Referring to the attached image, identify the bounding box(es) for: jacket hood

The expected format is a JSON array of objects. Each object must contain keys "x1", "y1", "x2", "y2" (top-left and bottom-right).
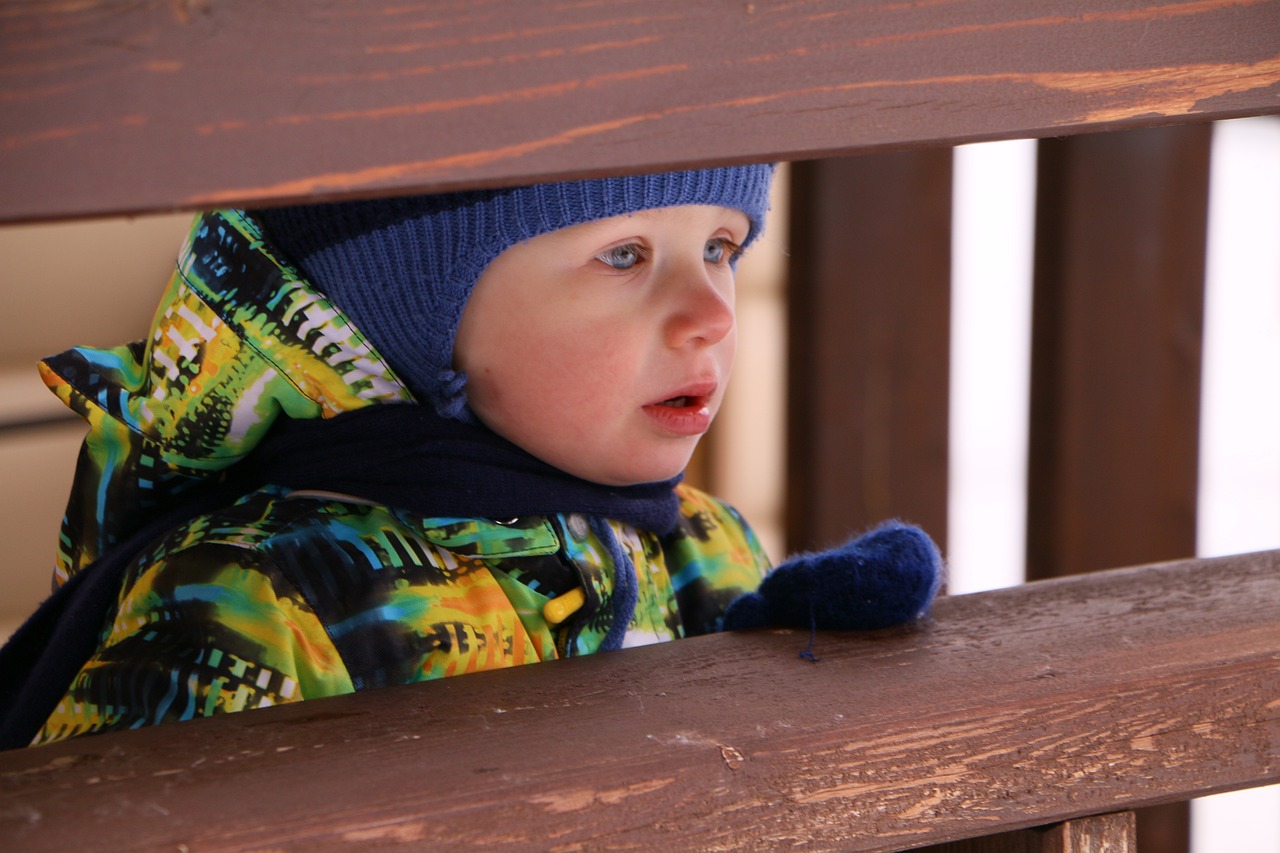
[{"x1": 41, "y1": 209, "x2": 414, "y2": 585}]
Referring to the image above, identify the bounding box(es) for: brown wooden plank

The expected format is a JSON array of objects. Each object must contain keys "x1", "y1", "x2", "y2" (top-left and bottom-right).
[
  {"x1": 785, "y1": 151, "x2": 952, "y2": 553},
  {"x1": 2, "y1": 0, "x2": 1278, "y2": 223},
  {"x1": 1026, "y1": 122, "x2": 1212, "y2": 853},
  {"x1": 1027, "y1": 124, "x2": 1210, "y2": 582},
  {"x1": 1, "y1": 550, "x2": 1277, "y2": 852}
]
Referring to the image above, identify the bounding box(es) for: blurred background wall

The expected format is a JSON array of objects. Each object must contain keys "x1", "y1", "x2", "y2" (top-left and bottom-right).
[{"x1": 1, "y1": 212, "x2": 193, "y2": 637}]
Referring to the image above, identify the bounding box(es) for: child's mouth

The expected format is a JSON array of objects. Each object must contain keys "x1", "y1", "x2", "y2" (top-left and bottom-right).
[{"x1": 643, "y1": 386, "x2": 716, "y2": 435}]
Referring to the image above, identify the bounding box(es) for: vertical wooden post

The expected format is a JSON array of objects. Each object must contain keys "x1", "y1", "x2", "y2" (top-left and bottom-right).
[
  {"x1": 785, "y1": 151, "x2": 952, "y2": 554},
  {"x1": 920, "y1": 811, "x2": 1137, "y2": 853},
  {"x1": 1026, "y1": 124, "x2": 1213, "y2": 853},
  {"x1": 1041, "y1": 812, "x2": 1138, "y2": 853},
  {"x1": 1027, "y1": 124, "x2": 1210, "y2": 579}
]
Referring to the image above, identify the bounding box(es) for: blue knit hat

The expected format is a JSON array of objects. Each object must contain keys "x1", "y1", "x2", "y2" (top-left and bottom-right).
[{"x1": 255, "y1": 164, "x2": 775, "y2": 419}]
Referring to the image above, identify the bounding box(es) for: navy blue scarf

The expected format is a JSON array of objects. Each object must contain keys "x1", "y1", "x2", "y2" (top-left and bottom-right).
[
  {"x1": 250, "y1": 404, "x2": 681, "y2": 535},
  {"x1": 0, "y1": 404, "x2": 679, "y2": 749}
]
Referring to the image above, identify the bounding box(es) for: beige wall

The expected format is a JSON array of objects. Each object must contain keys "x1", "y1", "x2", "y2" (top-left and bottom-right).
[{"x1": 0, "y1": 214, "x2": 193, "y2": 637}]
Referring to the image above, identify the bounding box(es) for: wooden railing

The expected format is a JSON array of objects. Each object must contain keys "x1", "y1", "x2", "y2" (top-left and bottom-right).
[
  {"x1": 3, "y1": 1, "x2": 1277, "y2": 223},
  {"x1": 1, "y1": 550, "x2": 1277, "y2": 850},
  {"x1": 2, "y1": 2, "x2": 1279, "y2": 850}
]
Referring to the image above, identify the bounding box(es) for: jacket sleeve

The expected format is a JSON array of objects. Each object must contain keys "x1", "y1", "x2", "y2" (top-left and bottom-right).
[{"x1": 33, "y1": 542, "x2": 353, "y2": 745}]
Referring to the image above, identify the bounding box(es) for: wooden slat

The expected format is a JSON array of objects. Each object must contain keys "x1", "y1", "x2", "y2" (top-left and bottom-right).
[
  {"x1": 786, "y1": 152, "x2": 952, "y2": 553},
  {"x1": 1046, "y1": 812, "x2": 1137, "y2": 853},
  {"x1": 2, "y1": 0, "x2": 1278, "y2": 223},
  {"x1": 922, "y1": 811, "x2": 1137, "y2": 853},
  {"x1": 1027, "y1": 124, "x2": 1211, "y2": 581},
  {"x1": 1, "y1": 550, "x2": 1277, "y2": 852}
]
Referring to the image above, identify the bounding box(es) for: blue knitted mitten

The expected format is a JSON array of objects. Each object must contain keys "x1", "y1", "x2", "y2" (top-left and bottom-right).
[{"x1": 723, "y1": 521, "x2": 943, "y2": 632}]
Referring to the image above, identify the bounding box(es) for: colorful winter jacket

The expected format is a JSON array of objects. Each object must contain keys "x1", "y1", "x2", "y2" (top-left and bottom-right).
[{"x1": 33, "y1": 210, "x2": 770, "y2": 745}]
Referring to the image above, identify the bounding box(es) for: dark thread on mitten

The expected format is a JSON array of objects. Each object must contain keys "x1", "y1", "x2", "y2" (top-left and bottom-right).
[{"x1": 799, "y1": 599, "x2": 820, "y2": 663}]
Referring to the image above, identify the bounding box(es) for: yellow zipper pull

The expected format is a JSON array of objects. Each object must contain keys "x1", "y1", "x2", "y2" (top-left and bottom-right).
[{"x1": 543, "y1": 587, "x2": 587, "y2": 625}]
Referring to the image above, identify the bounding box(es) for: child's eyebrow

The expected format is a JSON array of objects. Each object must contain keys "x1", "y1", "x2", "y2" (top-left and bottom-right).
[
  {"x1": 568, "y1": 208, "x2": 747, "y2": 239},
  {"x1": 549, "y1": 213, "x2": 655, "y2": 247},
  {"x1": 574, "y1": 212, "x2": 649, "y2": 233}
]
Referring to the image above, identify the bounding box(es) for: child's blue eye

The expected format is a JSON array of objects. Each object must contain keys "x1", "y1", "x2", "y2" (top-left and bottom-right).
[
  {"x1": 597, "y1": 243, "x2": 646, "y2": 270},
  {"x1": 705, "y1": 237, "x2": 742, "y2": 265}
]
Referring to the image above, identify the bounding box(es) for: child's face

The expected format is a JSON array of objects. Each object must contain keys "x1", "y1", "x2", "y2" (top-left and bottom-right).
[{"x1": 454, "y1": 204, "x2": 750, "y2": 486}]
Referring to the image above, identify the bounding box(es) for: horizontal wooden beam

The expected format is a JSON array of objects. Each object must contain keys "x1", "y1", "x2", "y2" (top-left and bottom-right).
[
  {"x1": 2, "y1": 550, "x2": 1277, "y2": 851},
  {"x1": 2, "y1": 0, "x2": 1278, "y2": 223}
]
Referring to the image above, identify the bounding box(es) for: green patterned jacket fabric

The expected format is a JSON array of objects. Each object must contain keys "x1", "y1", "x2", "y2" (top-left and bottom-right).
[{"x1": 34, "y1": 211, "x2": 770, "y2": 745}]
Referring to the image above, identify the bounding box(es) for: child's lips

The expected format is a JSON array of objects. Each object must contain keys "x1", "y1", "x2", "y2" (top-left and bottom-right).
[
  {"x1": 655, "y1": 394, "x2": 702, "y2": 408},
  {"x1": 643, "y1": 383, "x2": 717, "y2": 435},
  {"x1": 648, "y1": 381, "x2": 717, "y2": 408}
]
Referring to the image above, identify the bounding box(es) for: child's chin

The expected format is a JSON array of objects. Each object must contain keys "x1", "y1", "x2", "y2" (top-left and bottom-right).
[{"x1": 582, "y1": 459, "x2": 689, "y2": 488}]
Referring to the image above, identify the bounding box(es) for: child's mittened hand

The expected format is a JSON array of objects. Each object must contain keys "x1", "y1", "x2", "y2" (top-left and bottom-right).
[{"x1": 723, "y1": 521, "x2": 943, "y2": 632}]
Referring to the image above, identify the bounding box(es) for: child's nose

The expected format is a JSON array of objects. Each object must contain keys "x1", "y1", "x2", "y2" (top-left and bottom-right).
[{"x1": 664, "y1": 267, "x2": 735, "y2": 348}]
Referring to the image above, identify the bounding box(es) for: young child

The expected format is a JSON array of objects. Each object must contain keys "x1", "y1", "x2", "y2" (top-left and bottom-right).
[{"x1": 0, "y1": 166, "x2": 941, "y2": 748}]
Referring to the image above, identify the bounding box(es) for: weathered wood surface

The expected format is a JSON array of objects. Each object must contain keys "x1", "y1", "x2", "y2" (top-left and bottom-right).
[
  {"x1": 1045, "y1": 812, "x2": 1137, "y2": 853},
  {"x1": 2, "y1": 0, "x2": 1278, "y2": 223},
  {"x1": 1, "y1": 551, "x2": 1276, "y2": 852}
]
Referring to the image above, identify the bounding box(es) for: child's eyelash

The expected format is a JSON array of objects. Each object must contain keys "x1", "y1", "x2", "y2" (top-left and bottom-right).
[
  {"x1": 707, "y1": 237, "x2": 744, "y2": 266},
  {"x1": 596, "y1": 242, "x2": 651, "y2": 270}
]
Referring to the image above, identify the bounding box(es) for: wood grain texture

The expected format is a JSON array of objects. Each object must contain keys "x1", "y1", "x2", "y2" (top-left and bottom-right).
[
  {"x1": 1047, "y1": 812, "x2": 1137, "y2": 853},
  {"x1": 2, "y1": 0, "x2": 1278, "y2": 222},
  {"x1": 0, "y1": 551, "x2": 1276, "y2": 851}
]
